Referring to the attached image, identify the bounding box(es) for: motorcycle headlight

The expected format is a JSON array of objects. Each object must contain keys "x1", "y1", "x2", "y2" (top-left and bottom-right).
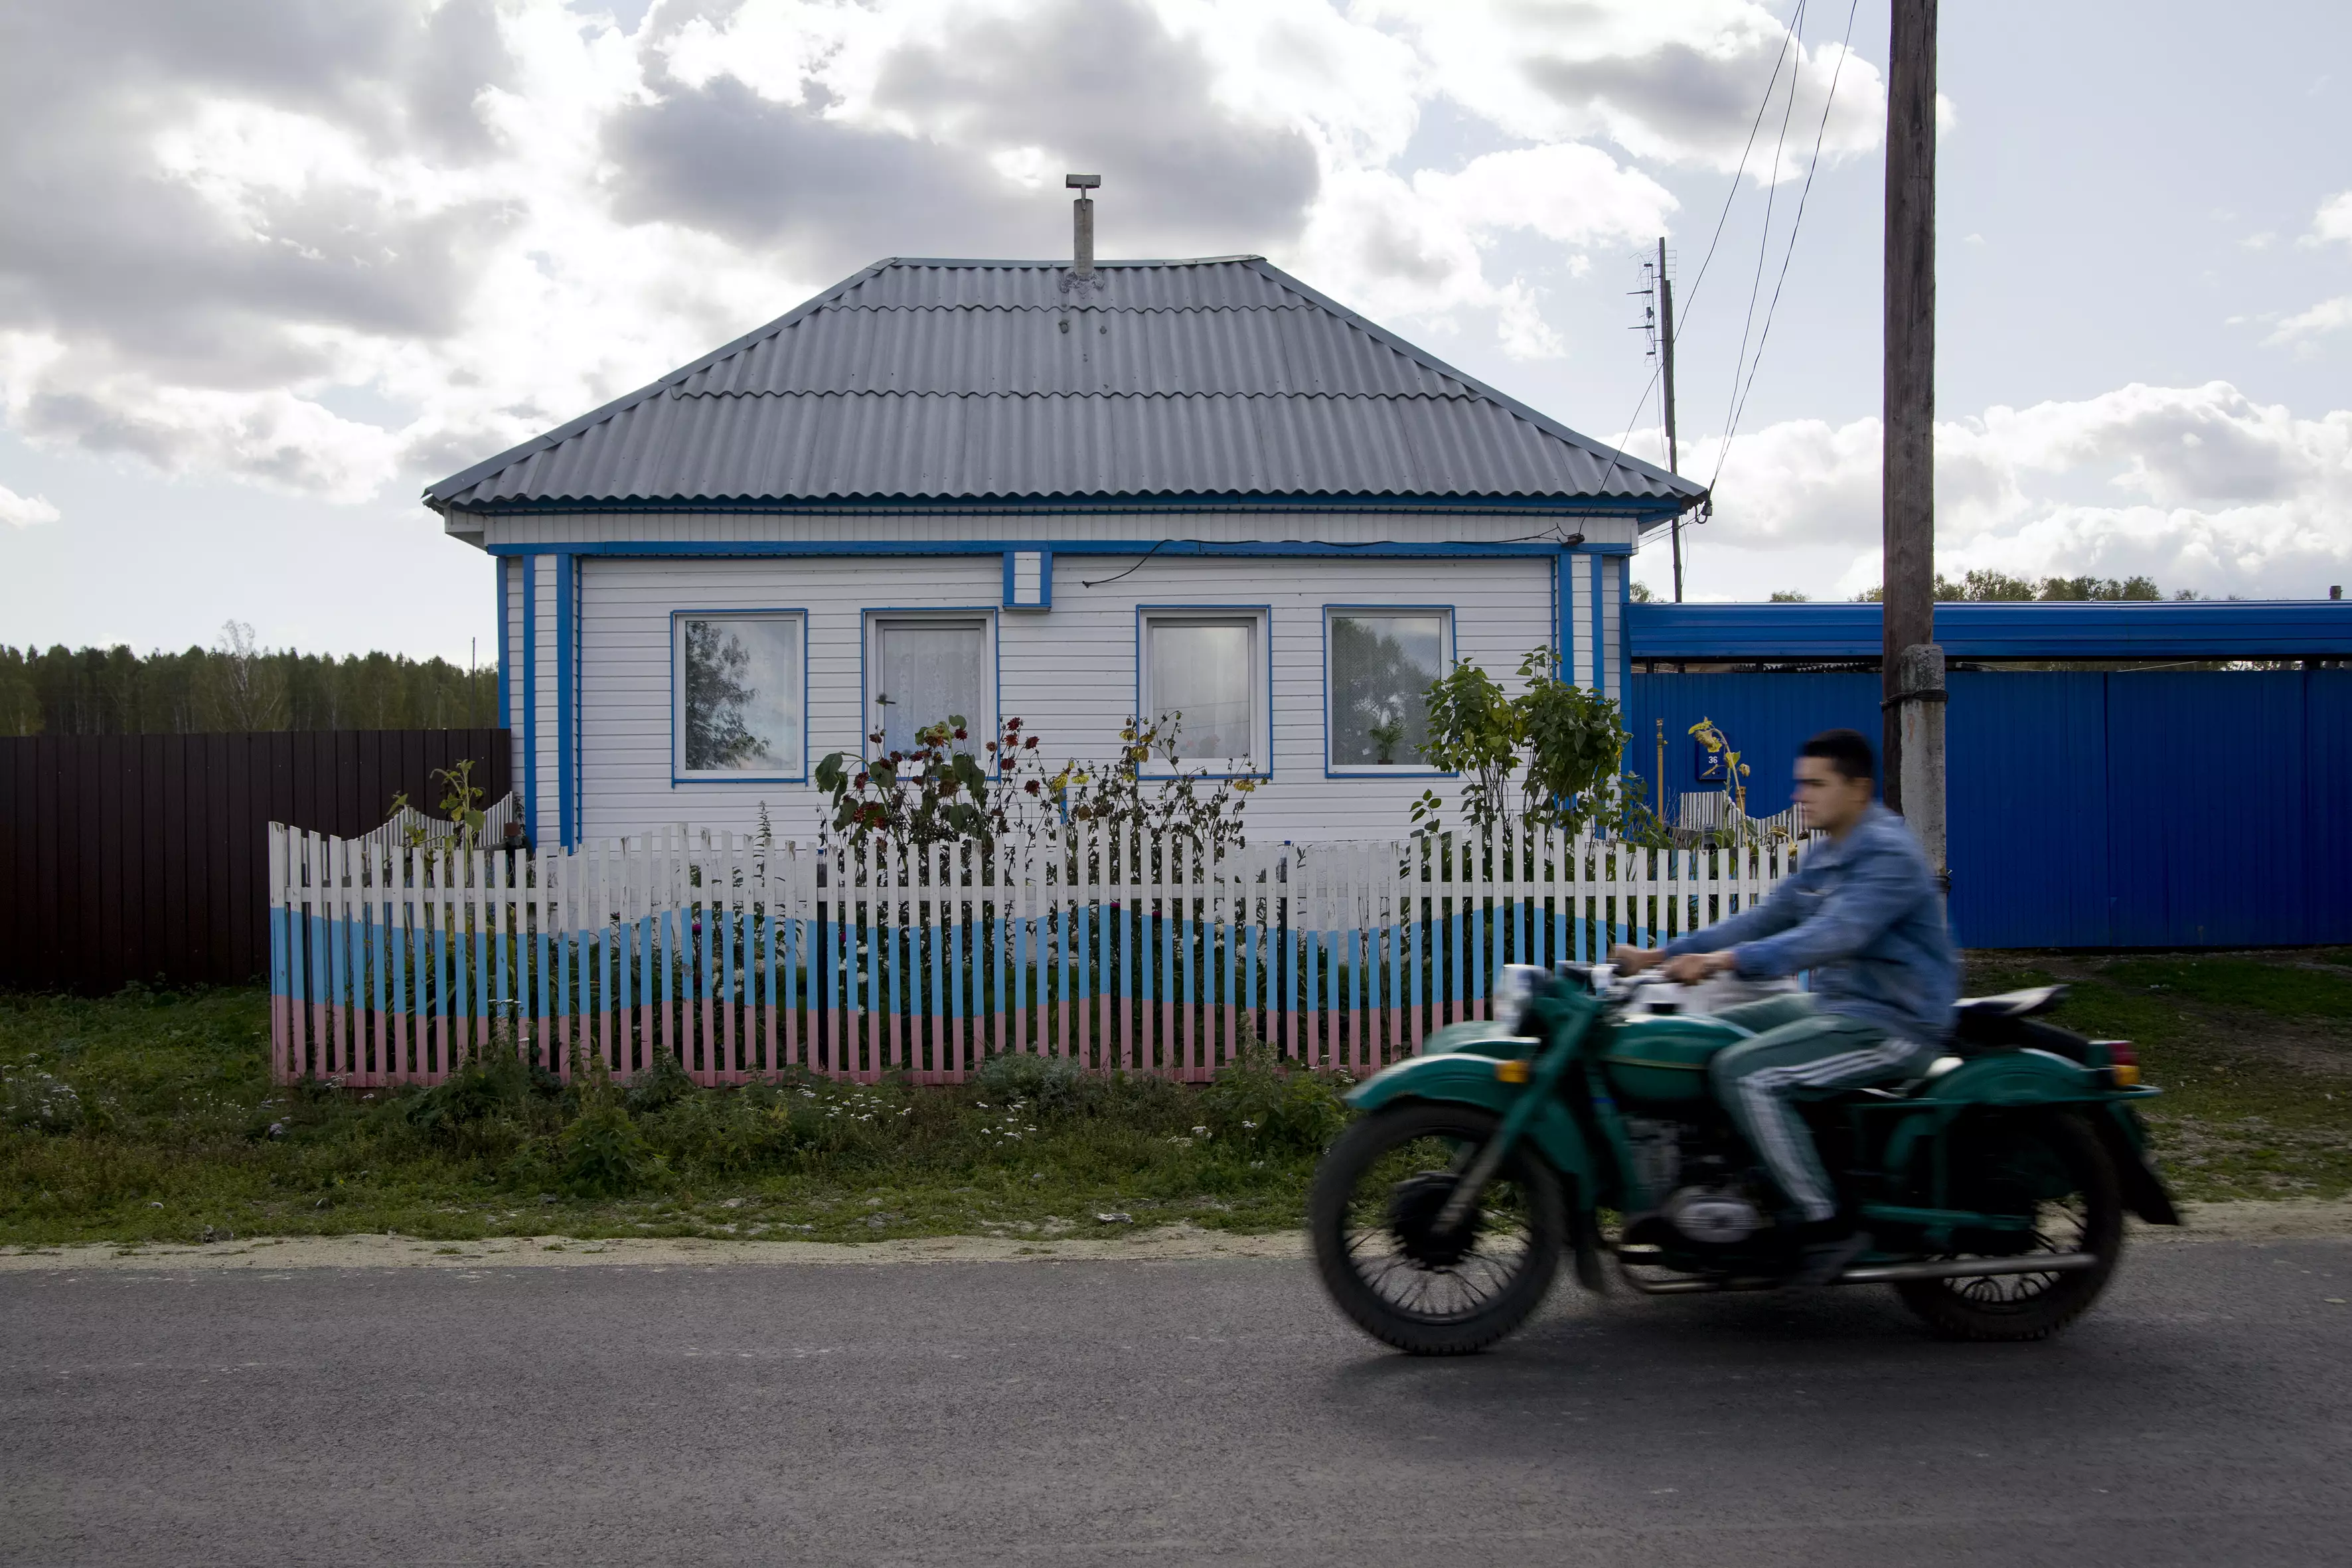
[{"x1": 1492, "y1": 964, "x2": 1546, "y2": 1036}]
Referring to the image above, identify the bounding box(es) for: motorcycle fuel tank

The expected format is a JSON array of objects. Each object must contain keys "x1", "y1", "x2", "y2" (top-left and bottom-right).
[{"x1": 1601, "y1": 1014, "x2": 1748, "y2": 1104}]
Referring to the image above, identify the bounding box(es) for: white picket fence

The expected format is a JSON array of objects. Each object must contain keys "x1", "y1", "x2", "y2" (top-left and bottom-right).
[{"x1": 268, "y1": 824, "x2": 1807, "y2": 1086}]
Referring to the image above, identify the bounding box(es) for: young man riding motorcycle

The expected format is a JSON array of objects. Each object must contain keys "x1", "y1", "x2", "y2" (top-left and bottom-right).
[{"x1": 1612, "y1": 728, "x2": 1960, "y2": 1284}]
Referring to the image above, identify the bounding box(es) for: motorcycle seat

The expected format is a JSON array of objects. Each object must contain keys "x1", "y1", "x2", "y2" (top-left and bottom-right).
[{"x1": 1951, "y1": 985, "x2": 2066, "y2": 1021}]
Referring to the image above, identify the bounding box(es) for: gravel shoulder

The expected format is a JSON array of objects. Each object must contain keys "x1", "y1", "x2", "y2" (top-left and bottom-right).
[{"x1": 5, "y1": 1197, "x2": 2349, "y2": 1273}]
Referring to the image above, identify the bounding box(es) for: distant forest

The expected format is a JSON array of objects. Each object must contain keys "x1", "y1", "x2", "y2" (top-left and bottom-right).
[
  {"x1": 0, "y1": 624, "x2": 495, "y2": 737},
  {"x1": 1633, "y1": 572, "x2": 2196, "y2": 605}
]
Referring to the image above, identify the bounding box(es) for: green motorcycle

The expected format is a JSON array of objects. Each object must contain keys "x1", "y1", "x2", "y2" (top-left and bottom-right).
[{"x1": 1309, "y1": 963, "x2": 2178, "y2": 1354}]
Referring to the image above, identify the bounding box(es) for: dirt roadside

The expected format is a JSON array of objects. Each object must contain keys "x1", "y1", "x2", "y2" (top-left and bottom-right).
[{"x1": 3, "y1": 1199, "x2": 2348, "y2": 1273}]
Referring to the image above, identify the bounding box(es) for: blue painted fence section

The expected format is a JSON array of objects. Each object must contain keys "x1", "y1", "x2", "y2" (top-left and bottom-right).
[
  {"x1": 268, "y1": 826, "x2": 1799, "y2": 1086},
  {"x1": 1628, "y1": 669, "x2": 2352, "y2": 948}
]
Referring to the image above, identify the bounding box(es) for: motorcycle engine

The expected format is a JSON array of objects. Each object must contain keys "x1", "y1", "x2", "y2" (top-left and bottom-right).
[{"x1": 1662, "y1": 1184, "x2": 1764, "y2": 1245}]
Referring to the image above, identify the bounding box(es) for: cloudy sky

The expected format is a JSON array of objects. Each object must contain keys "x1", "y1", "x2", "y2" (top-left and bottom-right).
[{"x1": 2, "y1": 0, "x2": 2347, "y2": 661}]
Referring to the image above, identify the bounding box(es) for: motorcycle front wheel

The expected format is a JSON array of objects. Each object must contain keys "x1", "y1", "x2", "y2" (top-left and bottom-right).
[
  {"x1": 1895, "y1": 1110, "x2": 2125, "y2": 1342},
  {"x1": 1309, "y1": 1102, "x2": 1565, "y2": 1355}
]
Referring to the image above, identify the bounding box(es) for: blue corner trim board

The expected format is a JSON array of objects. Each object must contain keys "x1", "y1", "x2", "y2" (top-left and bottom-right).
[
  {"x1": 519, "y1": 554, "x2": 538, "y2": 846},
  {"x1": 1630, "y1": 599, "x2": 2352, "y2": 661},
  {"x1": 555, "y1": 552, "x2": 575, "y2": 848}
]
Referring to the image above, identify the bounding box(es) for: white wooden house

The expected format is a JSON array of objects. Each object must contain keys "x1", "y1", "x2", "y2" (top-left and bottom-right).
[{"x1": 427, "y1": 245, "x2": 1704, "y2": 848}]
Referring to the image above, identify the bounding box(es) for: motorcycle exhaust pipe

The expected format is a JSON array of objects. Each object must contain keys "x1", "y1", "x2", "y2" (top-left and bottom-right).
[
  {"x1": 1617, "y1": 1249, "x2": 2100, "y2": 1295},
  {"x1": 1835, "y1": 1252, "x2": 2100, "y2": 1285}
]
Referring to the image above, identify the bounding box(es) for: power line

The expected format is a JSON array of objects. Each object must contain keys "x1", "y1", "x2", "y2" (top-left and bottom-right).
[
  {"x1": 1713, "y1": 0, "x2": 1810, "y2": 491},
  {"x1": 1614, "y1": 3, "x2": 1810, "y2": 532},
  {"x1": 1710, "y1": 0, "x2": 1863, "y2": 496},
  {"x1": 1669, "y1": 6, "x2": 1809, "y2": 345}
]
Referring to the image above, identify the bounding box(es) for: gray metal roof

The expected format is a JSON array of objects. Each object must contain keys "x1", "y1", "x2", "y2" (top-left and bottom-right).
[{"x1": 426, "y1": 258, "x2": 1705, "y2": 512}]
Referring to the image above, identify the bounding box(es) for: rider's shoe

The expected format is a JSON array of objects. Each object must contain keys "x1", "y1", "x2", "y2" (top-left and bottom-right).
[{"x1": 1788, "y1": 1221, "x2": 1873, "y2": 1287}]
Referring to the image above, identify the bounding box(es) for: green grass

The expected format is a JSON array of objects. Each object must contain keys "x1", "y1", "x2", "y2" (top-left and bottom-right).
[
  {"x1": 1966, "y1": 949, "x2": 2352, "y2": 1202},
  {"x1": 6, "y1": 952, "x2": 2349, "y2": 1247},
  {"x1": 0, "y1": 986, "x2": 1344, "y2": 1247}
]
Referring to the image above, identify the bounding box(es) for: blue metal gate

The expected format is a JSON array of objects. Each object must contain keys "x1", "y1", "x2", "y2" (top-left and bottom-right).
[{"x1": 1627, "y1": 670, "x2": 2352, "y2": 949}]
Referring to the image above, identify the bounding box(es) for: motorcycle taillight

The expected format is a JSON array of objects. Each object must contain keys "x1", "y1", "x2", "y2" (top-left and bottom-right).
[{"x1": 2096, "y1": 1040, "x2": 2140, "y2": 1087}]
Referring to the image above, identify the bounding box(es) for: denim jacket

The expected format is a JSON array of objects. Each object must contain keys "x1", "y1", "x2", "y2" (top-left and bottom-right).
[{"x1": 1662, "y1": 804, "x2": 1959, "y2": 1045}]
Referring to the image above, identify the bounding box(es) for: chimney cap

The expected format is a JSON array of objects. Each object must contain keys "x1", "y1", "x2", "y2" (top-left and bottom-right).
[{"x1": 1065, "y1": 173, "x2": 1101, "y2": 190}]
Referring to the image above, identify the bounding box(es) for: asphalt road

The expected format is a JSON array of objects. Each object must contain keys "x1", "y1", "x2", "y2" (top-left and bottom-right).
[{"x1": 5, "y1": 1235, "x2": 2349, "y2": 1567}]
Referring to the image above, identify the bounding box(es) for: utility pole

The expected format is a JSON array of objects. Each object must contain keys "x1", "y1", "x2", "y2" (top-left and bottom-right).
[
  {"x1": 1883, "y1": 0, "x2": 1944, "y2": 882},
  {"x1": 1657, "y1": 238, "x2": 1684, "y2": 601}
]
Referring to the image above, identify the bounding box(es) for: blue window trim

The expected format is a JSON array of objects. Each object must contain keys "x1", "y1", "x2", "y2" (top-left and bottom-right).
[
  {"x1": 519, "y1": 554, "x2": 537, "y2": 845},
  {"x1": 1133, "y1": 603, "x2": 1275, "y2": 781},
  {"x1": 860, "y1": 607, "x2": 1001, "y2": 767},
  {"x1": 1320, "y1": 603, "x2": 1458, "y2": 779},
  {"x1": 668, "y1": 609, "x2": 812, "y2": 786},
  {"x1": 1001, "y1": 548, "x2": 1054, "y2": 609},
  {"x1": 555, "y1": 552, "x2": 576, "y2": 848}
]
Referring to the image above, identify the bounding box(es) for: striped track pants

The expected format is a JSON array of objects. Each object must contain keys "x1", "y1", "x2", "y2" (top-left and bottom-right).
[{"x1": 1707, "y1": 994, "x2": 1935, "y2": 1224}]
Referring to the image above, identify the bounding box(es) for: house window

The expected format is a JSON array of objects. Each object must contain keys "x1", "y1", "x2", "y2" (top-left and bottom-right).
[
  {"x1": 1326, "y1": 607, "x2": 1450, "y2": 771},
  {"x1": 673, "y1": 613, "x2": 806, "y2": 779},
  {"x1": 868, "y1": 613, "x2": 994, "y2": 757},
  {"x1": 1138, "y1": 609, "x2": 1267, "y2": 770}
]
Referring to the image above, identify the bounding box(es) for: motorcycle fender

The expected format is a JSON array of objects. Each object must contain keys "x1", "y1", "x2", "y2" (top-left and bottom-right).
[
  {"x1": 2098, "y1": 1102, "x2": 2183, "y2": 1226},
  {"x1": 1913, "y1": 1049, "x2": 2100, "y2": 1107},
  {"x1": 1346, "y1": 1055, "x2": 1594, "y2": 1187}
]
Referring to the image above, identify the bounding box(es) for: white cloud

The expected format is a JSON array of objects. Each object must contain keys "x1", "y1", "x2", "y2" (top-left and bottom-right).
[
  {"x1": 0, "y1": 482, "x2": 60, "y2": 528},
  {"x1": 1676, "y1": 383, "x2": 2352, "y2": 601},
  {"x1": 1370, "y1": 0, "x2": 1885, "y2": 175},
  {"x1": 2266, "y1": 297, "x2": 2352, "y2": 346},
  {"x1": 2307, "y1": 189, "x2": 2352, "y2": 246}
]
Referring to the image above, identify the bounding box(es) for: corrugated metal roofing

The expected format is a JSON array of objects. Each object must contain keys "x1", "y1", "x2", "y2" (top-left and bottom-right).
[{"x1": 428, "y1": 257, "x2": 1704, "y2": 510}]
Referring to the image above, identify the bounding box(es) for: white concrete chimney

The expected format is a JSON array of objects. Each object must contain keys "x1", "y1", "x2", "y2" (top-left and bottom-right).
[{"x1": 1065, "y1": 173, "x2": 1100, "y2": 277}]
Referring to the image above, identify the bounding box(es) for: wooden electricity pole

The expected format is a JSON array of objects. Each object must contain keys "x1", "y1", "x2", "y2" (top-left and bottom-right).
[{"x1": 1883, "y1": 0, "x2": 1944, "y2": 878}]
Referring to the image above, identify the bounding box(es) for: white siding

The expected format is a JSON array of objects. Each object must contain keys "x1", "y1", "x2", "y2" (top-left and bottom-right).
[
  {"x1": 1600, "y1": 555, "x2": 1624, "y2": 702},
  {"x1": 473, "y1": 509, "x2": 1642, "y2": 551},
  {"x1": 573, "y1": 554, "x2": 1587, "y2": 843},
  {"x1": 1569, "y1": 560, "x2": 1595, "y2": 687}
]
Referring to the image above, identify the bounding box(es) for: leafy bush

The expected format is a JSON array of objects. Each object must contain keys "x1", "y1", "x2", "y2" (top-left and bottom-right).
[
  {"x1": 623, "y1": 1047, "x2": 698, "y2": 1116},
  {"x1": 558, "y1": 1103, "x2": 661, "y2": 1198},
  {"x1": 975, "y1": 1050, "x2": 1083, "y2": 1115},
  {"x1": 1200, "y1": 1046, "x2": 1348, "y2": 1156},
  {"x1": 404, "y1": 1040, "x2": 556, "y2": 1153},
  {"x1": 2, "y1": 1067, "x2": 84, "y2": 1134}
]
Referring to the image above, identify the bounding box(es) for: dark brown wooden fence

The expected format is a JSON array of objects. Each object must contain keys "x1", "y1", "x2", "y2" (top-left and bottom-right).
[{"x1": 0, "y1": 730, "x2": 511, "y2": 993}]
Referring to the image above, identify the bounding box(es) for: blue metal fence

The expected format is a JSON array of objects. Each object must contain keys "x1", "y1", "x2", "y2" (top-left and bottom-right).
[{"x1": 1628, "y1": 669, "x2": 2352, "y2": 949}]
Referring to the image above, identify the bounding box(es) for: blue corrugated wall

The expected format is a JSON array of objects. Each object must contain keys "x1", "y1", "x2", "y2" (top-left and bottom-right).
[{"x1": 1627, "y1": 670, "x2": 2352, "y2": 949}]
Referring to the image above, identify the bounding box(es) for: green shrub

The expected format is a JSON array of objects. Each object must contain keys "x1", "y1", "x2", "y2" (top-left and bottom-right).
[
  {"x1": 624, "y1": 1047, "x2": 698, "y2": 1115},
  {"x1": 403, "y1": 1041, "x2": 554, "y2": 1154},
  {"x1": 2, "y1": 1067, "x2": 84, "y2": 1134},
  {"x1": 1200, "y1": 1046, "x2": 1348, "y2": 1155},
  {"x1": 558, "y1": 1103, "x2": 661, "y2": 1197},
  {"x1": 975, "y1": 1050, "x2": 1083, "y2": 1115}
]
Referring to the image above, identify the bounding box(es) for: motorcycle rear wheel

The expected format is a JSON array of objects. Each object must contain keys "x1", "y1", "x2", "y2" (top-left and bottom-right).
[
  {"x1": 1309, "y1": 1102, "x2": 1565, "y2": 1355},
  {"x1": 1894, "y1": 1111, "x2": 2124, "y2": 1342}
]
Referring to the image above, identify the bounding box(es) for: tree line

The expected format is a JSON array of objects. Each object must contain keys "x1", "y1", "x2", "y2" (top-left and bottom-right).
[
  {"x1": 1635, "y1": 572, "x2": 2193, "y2": 604},
  {"x1": 0, "y1": 623, "x2": 495, "y2": 737}
]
